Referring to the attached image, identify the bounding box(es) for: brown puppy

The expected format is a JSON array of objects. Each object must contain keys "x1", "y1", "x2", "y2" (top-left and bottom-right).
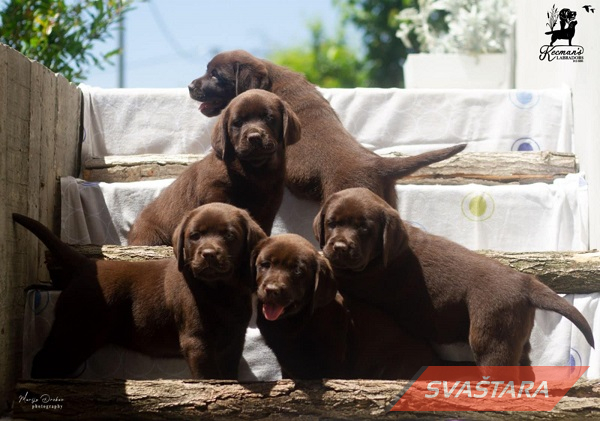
[
  {"x1": 13, "y1": 203, "x2": 266, "y2": 379},
  {"x1": 128, "y1": 89, "x2": 300, "y2": 245},
  {"x1": 188, "y1": 49, "x2": 465, "y2": 207},
  {"x1": 314, "y1": 187, "x2": 595, "y2": 366},
  {"x1": 254, "y1": 234, "x2": 439, "y2": 379}
]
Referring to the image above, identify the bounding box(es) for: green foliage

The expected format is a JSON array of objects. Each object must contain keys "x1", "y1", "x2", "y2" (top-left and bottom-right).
[
  {"x1": 334, "y1": 0, "x2": 416, "y2": 87},
  {"x1": 269, "y1": 20, "x2": 367, "y2": 88},
  {"x1": 0, "y1": 0, "x2": 138, "y2": 82}
]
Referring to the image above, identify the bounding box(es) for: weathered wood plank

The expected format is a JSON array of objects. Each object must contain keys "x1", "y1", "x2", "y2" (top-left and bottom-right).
[
  {"x1": 0, "y1": 41, "x2": 10, "y2": 417},
  {"x1": 1, "y1": 44, "x2": 32, "y2": 416},
  {"x1": 46, "y1": 246, "x2": 600, "y2": 294},
  {"x1": 12, "y1": 378, "x2": 600, "y2": 420},
  {"x1": 481, "y1": 250, "x2": 600, "y2": 294},
  {"x1": 82, "y1": 152, "x2": 578, "y2": 185},
  {"x1": 395, "y1": 151, "x2": 578, "y2": 185}
]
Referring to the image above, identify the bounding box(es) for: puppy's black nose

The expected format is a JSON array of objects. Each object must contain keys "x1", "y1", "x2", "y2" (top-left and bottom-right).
[
  {"x1": 332, "y1": 241, "x2": 348, "y2": 252},
  {"x1": 264, "y1": 284, "x2": 282, "y2": 298},
  {"x1": 247, "y1": 133, "x2": 262, "y2": 144},
  {"x1": 201, "y1": 248, "x2": 218, "y2": 262}
]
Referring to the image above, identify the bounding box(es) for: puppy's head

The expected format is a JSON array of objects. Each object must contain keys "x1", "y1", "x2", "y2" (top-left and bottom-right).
[
  {"x1": 252, "y1": 234, "x2": 337, "y2": 322},
  {"x1": 211, "y1": 89, "x2": 300, "y2": 166},
  {"x1": 188, "y1": 49, "x2": 271, "y2": 117},
  {"x1": 173, "y1": 203, "x2": 266, "y2": 287},
  {"x1": 313, "y1": 188, "x2": 409, "y2": 271}
]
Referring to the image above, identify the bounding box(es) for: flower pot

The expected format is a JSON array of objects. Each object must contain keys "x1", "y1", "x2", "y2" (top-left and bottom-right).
[{"x1": 403, "y1": 53, "x2": 511, "y2": 89}]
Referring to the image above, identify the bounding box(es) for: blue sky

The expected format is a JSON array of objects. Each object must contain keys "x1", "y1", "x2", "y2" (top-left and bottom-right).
[{"x1": 85, "y1": 0, "x2": 347, "y2": 89}]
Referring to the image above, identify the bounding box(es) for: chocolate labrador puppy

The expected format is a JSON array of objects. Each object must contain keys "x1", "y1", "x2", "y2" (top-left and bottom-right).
[
  {"x1": 13, "y1": 203, "x2": 266, "y2": 379},
  {"x1": 128, "y1": 89, "x2": 300, "y2": 245},
  {"x1": 188, "y1": 49, "x2": 465, "y2": 207},
  {"x1": 313, "y1": 188, "x2": 595, "y2": 366},
  {"x1": 254, "y1": 234, "x2": 439, "y2": 379}
]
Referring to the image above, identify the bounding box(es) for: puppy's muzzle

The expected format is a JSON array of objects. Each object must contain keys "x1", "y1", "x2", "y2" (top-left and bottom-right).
[
  {"x1": 191, "y1": 246, "x2": 232, "y2": 279},
  {"x1": 325, "y1": 239, "x2": 357, "y2": 262},
  {"x1": 258, "y1": 281, "x2": 295, "y2": 321},
  {"x1": 239, "y1": 130, "x2": 277, "y2": 163}
]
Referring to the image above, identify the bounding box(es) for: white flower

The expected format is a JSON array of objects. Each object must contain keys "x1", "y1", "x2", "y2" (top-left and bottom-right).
[{"x1": 396, "y1": 0, "x2": 515, "y2": 54}]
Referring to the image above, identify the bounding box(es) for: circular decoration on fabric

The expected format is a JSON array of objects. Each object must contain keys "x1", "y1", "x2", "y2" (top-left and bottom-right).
[
  {"x1": 30, "y1": 290, "x2": 50, "y2": 315},
  {"x1": 509, "y1": 91, "x2": 540, "y2": 109},
  {"x1": 511, "y1": 137, "x2": 540, "y2": 152},
  {"x1": 461, "y1": 192, "x2": 495, "y2": 222},
  {"x1": 406, "y1": 220, "x2": 427, "y2": 232},
  {"x1": 569, "y1": 347, "x2": 582, "y2": 368}
]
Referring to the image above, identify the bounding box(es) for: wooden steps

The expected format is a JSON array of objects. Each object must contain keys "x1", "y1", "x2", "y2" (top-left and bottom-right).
[{"x1": 17, "y1": 147, "x2": 597, "y2": 420}]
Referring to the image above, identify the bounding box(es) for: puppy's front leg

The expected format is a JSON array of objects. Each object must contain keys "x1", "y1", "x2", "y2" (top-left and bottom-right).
[{"x1": 180, "y1": 334, "x2": 220, "y2": 379}]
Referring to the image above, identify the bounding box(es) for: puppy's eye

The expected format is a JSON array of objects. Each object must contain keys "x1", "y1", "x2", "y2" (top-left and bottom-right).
[
  {"x1": 259, "y1": 261, "x2": 271, "y2": 270},
  {"x1": 189, "y1": 231, "x2": 201, "y2": 241},
  {"x1": 292, "y1": 266, "x2": 305, "y2": 277},
  {"x1": 263, "y1": 113, "x2": 274, "y2": 122},
  {"x1": 232, "y1": 118, "x2": 243, "y2": 128},
  {"x1": 327, "y1": 220, "x2": 337, "y2": 229},
  {"x1": 358, "y1": 224, "x2": 369, "y2": 234},
  {"x1": 224, "y1": 230, "x2": 236, "y2": 241}
]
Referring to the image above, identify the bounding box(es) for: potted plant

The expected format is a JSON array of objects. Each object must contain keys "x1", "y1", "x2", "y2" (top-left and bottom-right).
[{"x1": 396, "y1": 0, "x2": 515, "y2": 88}]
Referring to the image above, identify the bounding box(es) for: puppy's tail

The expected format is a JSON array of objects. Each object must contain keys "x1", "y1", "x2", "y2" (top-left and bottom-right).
[
  {"x1": 528, "y1": 277, "x2": 595, "y2": 348},
  {"x1": 12, "y1": 213, "x2": 88, "y2": 270},
  {"x1": 376, "y1": 143, "x2": 466, "y2": 180}
]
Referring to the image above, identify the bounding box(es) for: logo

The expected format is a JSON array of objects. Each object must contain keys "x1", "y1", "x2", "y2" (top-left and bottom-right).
[
  {"x1": 539, "y1": 5, "x2": 584, "y2": 62},
  {"x1": 389, "y1": 366, "x2": 588, "y2": 412},
  {"x1": 17, "y1": 390, "x2": 64, "y2": 411}
]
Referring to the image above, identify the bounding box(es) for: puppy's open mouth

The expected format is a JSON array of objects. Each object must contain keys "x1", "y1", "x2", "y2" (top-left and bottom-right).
[
  {"x1": 199, "y1": 99, "x2": 228, "y2": 117},
  {"x1": 262, "y1": 302, "x2": 286, "y2": 321}
]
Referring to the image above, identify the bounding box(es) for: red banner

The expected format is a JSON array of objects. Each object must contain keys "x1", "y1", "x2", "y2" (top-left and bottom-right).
[{"x1": 390, "y1": 366, "x2": 588, "y2": 412}]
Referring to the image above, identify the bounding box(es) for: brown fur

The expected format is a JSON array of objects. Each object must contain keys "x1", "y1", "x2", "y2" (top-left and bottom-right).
[
  {"x1": 188, "y1": 49, "x2": 465, "y2": 207},
  {"x1": 313, "y1": 188, "x2": 595, "y2": 366},
  {"x1": 13, "y1": 203, "x2": 266, "y2": 379},
  {"x1": 128, "y1": 89, "x2": 300, "y2": 245},
  {"x1": 253, "y1": 234, "x2": 439, "y2": 379}
]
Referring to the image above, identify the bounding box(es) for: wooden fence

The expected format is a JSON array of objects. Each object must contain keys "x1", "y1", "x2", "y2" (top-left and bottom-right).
[{"x1": 0, "y1": 44, "x2": 81, "y2": 414}]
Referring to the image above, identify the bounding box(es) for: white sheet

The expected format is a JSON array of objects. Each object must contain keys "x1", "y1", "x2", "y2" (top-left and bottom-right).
[
  {"x1": 79, "y1": 86, "x2": 574, "y2": 162},
  {"x1": 59, "y1": 174, "x2": 589, "y2": 252}
]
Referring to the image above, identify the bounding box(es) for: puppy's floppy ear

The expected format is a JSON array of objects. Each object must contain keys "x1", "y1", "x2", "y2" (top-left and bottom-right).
[
  {"x1": 211, "y1": 105, "x2": 235, "y2": 161},
  {"x1": 250, "y1": 237, "x2": 268, "y2": 288},
  {"x1": 236, "y1": 60, "x2": 271, "y2": 92},
  {"x1": 172, "y1": 213, "x2": 191, "y2": 272},
  {"x1": 382, "y1": 208, "x2": 409, "y2": 267},
  {"x1": 312, "y1": 255, "x2": 338, "y2": 309},
  {"x1": 312, "y1": 206, "x2": 326, "y2": 249},
  {"x1": 280, "y1": 100, "x2": 301, "y2": 146},
  {"x1": 243, "y1": 212, "x2": 267, "y2": 253}
]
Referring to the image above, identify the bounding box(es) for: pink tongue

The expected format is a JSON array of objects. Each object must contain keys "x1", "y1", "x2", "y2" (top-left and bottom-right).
[
  {"x1": 199, "y1": 102, "x2": 209, "y2": 112},
  {"x1": 262, "y1": 303, "x2": 285, "y2": 321}
]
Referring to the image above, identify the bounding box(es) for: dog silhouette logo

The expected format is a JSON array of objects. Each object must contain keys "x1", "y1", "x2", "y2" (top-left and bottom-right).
[
  {"x1": 539, "y1": 5, "x2": 584, "y2": 62},
  {"x1": 545, "y1": 7, "x2": 577, "y2": 45}
]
